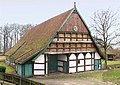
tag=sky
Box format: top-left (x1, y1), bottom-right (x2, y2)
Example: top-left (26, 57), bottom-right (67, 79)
top-left (0, 0), bottom-right (120, 27)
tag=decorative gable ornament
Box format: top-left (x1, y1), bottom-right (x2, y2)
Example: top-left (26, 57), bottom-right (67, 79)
top-left (73, 26), bottom-right (78, 32)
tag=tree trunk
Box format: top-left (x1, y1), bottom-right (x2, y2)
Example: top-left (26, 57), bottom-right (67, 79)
top-left (3, 34), bottom-right (6, 54)
top-left (104, 48), bottom-right (108, 69)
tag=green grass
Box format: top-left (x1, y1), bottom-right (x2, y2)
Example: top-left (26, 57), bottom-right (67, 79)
top-left (107, 61), bottom-right (120, 65)
top-left (0, 56), bottom-right (6, 61)
top-left (0, 62), bottom-right (15, 73)
top-left (102, 60), bottom-right (120, 65)
top-left (79, 69), bottom-right (120, 85)
top-left (0, 56), bottom-right (15, 73)
top-left (0, 81), bottom-right (15, 85)
top-left (103, 68), bottom-right (120, 84)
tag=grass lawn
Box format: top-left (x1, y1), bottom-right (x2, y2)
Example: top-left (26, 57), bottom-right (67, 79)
top-left (0, 62), bottom-right (15, 73)
top-left (102, 60), bottom-right (120, 65)
top-left (82, 60), bottom-right (120, 84)
top-left (0, 56), bottom-right (15, 73)
top-left (0, 56), bottom-right (6, 61)
top-left (103, 68), bottom-right (120, 84)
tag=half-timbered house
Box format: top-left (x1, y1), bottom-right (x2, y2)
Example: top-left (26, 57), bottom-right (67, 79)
top-left (6, 3), bottom-right (104, 77)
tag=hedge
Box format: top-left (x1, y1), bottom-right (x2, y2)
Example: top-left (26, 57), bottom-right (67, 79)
top-left (0, 66), bottom-right (6, 72)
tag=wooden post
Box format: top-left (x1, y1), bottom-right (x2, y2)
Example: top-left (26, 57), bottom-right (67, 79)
top-left (44, 54), bottom-right (46, 75)
top-left (83, 53), bottom-right (86, 71)
top-left (20, 77), bottom-right (21, 85)
top-left (94, 52), bottom-right (95, 70)
top-left (67, 54), bottom-right (70, 73)
top-left (76, 53), bottom-right (78, 73)
top-left (47, 55), bottom-right (50, 76)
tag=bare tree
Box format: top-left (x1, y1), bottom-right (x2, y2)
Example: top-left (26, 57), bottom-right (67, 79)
top-left (2, 24), bottom-right (13, 54)
top-left (91, 9), bottom-right (120, 69)
top-left (0, 27), bottom-right (3, 52)
top-left (0, 23), bottom-right (33, 54)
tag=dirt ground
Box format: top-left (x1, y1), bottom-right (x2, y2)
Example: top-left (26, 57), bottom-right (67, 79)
top-left (30, 77), bottom-right (117, 85)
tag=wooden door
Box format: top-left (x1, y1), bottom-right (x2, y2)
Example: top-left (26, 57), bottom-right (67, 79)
top-left (95, 59), bottom-right (100, 70)
top-left (49, 55), bottom-right (58, 72)
top-left (63, 62), bottom-right (68, 73)
top-left (25, 64), bottom-right (32, 77)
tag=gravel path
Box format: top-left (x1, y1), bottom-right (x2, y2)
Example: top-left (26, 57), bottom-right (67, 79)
top-left (29, 77), bottom-right (117, 85)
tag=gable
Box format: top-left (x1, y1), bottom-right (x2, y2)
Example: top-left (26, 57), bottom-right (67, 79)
top-left (61, 10), bottom-right (88, 33)
top-left (45, 9), bottom-right (104, 59)
top-left (45, 9), bottom-right (93, 53)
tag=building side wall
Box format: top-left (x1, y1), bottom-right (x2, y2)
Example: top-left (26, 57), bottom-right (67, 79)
top-left (34, 54), bottom-right (48, 75)
top-left (95, 52), bottom-right (101, 59)
top-left (68, 52), bottom-right (101, 73)
top-left (17, 64), bottom-right (23, 76)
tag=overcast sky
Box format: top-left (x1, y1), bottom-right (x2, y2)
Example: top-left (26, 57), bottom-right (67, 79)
top-left (0, 0), bottom-right (120, 27)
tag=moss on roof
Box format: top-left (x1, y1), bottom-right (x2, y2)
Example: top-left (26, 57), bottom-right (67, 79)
top-left (5, 9), bottom-right (73, 63)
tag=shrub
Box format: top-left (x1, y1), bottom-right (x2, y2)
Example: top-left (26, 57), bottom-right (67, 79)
top-left (0, 66), bottom-right (6, 72)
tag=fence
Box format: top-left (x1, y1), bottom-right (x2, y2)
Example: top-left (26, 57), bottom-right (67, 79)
top-left (0, 73), bottom-right (44, 85)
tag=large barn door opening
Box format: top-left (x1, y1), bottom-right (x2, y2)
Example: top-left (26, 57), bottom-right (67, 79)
top-left (49, 55), bottom-right (58, 72)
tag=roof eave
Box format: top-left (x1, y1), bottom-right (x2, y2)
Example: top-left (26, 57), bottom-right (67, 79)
top-left (18, 48), bottom-right (44, 64)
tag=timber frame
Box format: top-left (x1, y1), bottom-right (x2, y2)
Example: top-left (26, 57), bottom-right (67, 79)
top-left (7, 3), bottom-right (104, 77)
